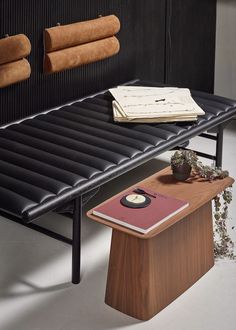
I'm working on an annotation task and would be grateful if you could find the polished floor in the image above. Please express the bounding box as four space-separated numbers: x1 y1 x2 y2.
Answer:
0 121 236 330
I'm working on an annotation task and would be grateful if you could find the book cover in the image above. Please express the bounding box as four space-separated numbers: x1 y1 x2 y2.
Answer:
92 186 189 234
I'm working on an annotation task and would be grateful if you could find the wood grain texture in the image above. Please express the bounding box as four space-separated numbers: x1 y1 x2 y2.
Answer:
87 166 233 320
105 202 214 320
87 166 234 239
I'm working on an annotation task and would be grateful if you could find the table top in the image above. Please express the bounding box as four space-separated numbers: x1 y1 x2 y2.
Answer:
87 166 234 239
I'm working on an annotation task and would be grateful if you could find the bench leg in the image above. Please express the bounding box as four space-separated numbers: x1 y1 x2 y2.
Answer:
216 124 223 168
72 196 82 284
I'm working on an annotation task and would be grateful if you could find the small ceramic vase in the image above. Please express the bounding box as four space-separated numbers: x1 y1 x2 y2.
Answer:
172 163 192 181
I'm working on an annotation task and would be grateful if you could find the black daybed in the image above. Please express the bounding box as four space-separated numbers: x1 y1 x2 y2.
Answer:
0 80 236 284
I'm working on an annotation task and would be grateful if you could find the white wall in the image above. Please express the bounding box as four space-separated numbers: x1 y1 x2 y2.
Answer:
215 0 236 98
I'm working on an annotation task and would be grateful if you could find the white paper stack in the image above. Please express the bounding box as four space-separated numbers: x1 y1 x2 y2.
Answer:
109 86 205 123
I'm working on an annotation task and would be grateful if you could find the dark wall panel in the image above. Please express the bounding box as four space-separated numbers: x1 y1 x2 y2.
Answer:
0 0 166 126
165 0 216 92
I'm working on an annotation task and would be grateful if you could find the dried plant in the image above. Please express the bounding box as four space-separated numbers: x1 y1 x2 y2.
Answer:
171 149 229 181
171 149 235 259
213 188 235 260
192 161 229 181
171 150 198 168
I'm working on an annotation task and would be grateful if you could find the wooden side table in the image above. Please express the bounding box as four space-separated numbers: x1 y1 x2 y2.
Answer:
87 167 234 320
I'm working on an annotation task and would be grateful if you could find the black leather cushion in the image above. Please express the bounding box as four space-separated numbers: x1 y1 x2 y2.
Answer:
0 80 236 222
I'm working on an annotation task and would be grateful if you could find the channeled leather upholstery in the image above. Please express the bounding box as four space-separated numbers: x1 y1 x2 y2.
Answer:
0 81 236 222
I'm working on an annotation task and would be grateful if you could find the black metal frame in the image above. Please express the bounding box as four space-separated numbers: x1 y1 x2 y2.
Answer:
72 197 82 284
176 124 224 168
0 196 82 284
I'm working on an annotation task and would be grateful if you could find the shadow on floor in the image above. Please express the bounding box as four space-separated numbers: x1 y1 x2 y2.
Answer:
0 158 168 330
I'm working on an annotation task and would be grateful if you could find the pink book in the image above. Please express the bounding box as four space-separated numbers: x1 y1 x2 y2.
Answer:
92 186 189 234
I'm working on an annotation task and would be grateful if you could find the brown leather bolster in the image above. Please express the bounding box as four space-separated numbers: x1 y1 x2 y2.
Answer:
0 59 31 88
44 36 120 74
45 15 120 52
0 34 31 65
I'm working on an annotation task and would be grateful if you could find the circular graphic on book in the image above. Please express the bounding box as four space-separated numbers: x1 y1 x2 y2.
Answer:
120 193 151 208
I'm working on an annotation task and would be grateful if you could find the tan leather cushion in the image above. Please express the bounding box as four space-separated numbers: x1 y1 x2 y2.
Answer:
0 34 31 65
0 59 31 88
44 15 120 52
44 36 120 73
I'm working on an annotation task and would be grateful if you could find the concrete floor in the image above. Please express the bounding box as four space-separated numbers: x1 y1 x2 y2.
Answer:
0 121 236 330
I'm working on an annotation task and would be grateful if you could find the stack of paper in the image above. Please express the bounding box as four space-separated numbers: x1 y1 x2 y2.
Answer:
109 86 205 123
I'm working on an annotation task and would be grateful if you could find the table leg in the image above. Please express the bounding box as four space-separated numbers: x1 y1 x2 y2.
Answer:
105 201 214 320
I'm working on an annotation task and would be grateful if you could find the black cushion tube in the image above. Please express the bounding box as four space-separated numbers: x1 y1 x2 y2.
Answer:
0 80 236 222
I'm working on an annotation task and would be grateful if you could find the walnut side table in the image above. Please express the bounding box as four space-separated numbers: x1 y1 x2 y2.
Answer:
87 167 234 320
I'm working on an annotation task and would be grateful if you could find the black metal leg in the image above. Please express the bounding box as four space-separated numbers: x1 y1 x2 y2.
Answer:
216 125 224 168
72 196 82 284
